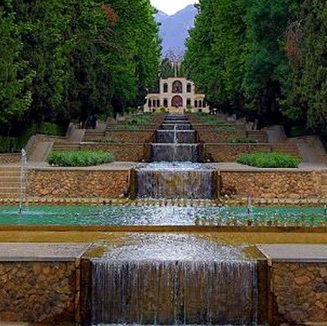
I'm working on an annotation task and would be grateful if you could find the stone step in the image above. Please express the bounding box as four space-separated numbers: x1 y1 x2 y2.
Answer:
0 181 21 187
0 167 20 172
0 187 21 194
0 174 20 184
0 171 20 179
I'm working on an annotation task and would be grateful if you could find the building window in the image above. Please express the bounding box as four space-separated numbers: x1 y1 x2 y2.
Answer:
163 83 168 93
148 99 152 107
198 100 202 108
163 99 168 108
172 80 183 93
187 83 191 93
157 99 160 107
186 98 191 106
194 100 198 108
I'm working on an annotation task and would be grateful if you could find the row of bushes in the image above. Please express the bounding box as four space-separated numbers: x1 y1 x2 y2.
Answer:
0 122 66 153
237 152 300 168
47 150 114 167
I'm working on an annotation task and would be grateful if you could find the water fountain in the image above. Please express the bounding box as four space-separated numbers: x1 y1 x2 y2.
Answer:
135 114 212 198
91 234 260 325
19 148 28 214
89 114 264 326
151 114 200 162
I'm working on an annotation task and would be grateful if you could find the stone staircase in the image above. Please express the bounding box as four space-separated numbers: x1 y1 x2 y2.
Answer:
0 166 21 200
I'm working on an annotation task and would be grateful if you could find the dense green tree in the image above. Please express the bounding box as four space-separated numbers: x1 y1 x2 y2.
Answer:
0 1 34 134
243 0 298 126
184 0 304 129
285 0 327 135
0 0 160 138
184 0 248 113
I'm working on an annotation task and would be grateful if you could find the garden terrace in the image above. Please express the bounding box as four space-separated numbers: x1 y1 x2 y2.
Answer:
204 143 301 162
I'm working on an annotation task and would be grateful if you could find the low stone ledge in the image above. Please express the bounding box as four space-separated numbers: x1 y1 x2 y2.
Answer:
258 244 327 325
258 244 327 263
0 243 90 261
0 243 90 323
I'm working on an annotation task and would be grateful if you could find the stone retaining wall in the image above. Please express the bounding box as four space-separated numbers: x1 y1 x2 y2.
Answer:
0 261 76 323
270 262 327 325
26 168 325 199
28 169 130 198
104 130 156 143
81 143 150 162
219 170 323 199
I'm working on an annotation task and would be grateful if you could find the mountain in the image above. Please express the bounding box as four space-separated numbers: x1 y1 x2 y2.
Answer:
155 5 197 57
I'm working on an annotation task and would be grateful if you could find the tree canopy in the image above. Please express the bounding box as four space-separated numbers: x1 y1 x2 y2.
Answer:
0 0 160 136
184 0 327 137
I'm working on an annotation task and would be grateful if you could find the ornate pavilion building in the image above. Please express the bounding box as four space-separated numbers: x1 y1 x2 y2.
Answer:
143 77 209 113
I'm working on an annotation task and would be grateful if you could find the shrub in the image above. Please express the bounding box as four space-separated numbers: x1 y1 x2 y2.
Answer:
216 125 236 132
47 150 115 167
237 152 300 168
0 122 65 153
227 135 257 143
113 124 140 130
126 115 151 125
102 136 121 143
197 114 225 125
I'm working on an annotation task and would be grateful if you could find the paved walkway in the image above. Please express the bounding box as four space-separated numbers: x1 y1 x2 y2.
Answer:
3 161 326 171
258 244 327 262
0 243 326 262
0 243 90 261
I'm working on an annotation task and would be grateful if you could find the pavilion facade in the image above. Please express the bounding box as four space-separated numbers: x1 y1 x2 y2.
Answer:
144 77 209 113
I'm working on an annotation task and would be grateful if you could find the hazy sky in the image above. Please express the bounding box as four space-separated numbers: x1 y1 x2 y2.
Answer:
150 0 199 15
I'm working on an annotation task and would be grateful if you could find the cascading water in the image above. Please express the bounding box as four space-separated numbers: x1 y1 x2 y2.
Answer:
137 114 212 197
136 162 216 199
151 144 199 162
89 114 261 326
91 234 259 326
151 114 199 163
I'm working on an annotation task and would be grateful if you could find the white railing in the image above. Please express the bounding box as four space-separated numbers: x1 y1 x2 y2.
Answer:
19 148 28 214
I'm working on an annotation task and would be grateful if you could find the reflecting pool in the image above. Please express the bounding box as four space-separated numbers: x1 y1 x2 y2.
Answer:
0 204 326 226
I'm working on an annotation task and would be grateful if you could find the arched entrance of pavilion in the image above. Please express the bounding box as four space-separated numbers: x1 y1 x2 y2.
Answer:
171 95 183 107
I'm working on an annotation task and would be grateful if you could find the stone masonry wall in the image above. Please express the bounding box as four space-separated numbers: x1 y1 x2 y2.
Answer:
0 261 76 323
104 130 156 143
26 168 325 199
81 143 148 162
28 169 130 198
270 262 327 325
220 170 323 199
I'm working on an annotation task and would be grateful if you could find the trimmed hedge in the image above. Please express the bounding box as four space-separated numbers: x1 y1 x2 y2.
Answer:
47 150 115 167
227 135 257 143
237 152 300 168
196 113 225 125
